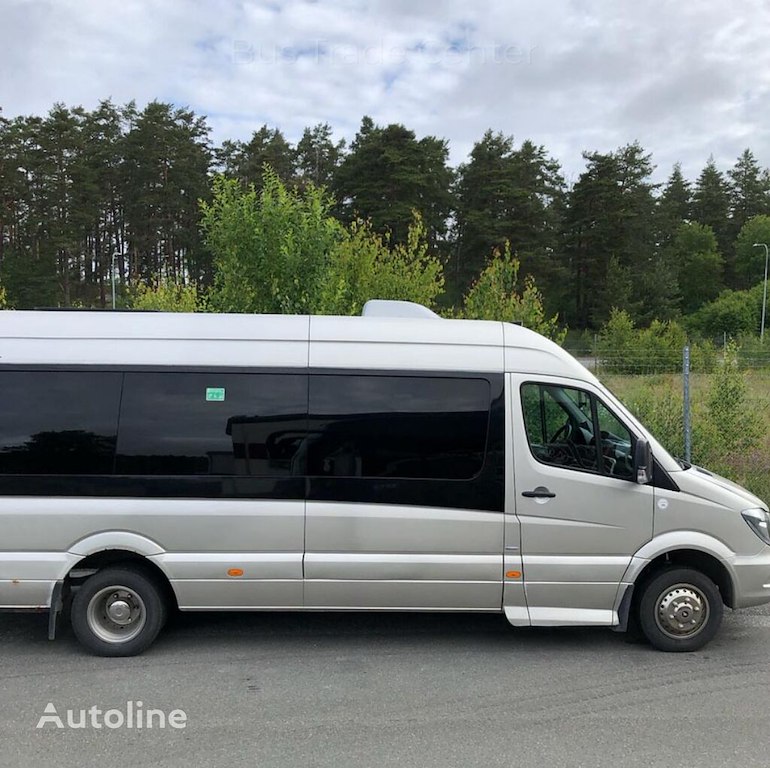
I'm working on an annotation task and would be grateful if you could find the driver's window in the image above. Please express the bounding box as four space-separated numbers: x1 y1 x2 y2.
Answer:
520 383 635 479
522 385 566 446
521 383 600 472
595 399 635 480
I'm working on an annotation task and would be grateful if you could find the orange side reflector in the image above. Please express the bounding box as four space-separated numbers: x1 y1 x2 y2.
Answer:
506 570 522 579
227 568 244 577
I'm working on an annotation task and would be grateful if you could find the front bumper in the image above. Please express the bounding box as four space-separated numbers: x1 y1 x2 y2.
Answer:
731 549 770 608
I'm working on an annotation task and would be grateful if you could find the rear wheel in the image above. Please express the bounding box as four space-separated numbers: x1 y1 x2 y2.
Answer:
638 567 723 652
71 568 167 657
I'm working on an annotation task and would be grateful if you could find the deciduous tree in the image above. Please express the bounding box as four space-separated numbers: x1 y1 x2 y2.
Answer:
460 243 565 342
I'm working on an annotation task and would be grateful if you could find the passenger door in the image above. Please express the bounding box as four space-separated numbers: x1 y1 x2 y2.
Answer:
302 373 505 610
511 375 654 625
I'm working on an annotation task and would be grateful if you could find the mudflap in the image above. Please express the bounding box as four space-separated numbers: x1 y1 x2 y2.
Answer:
47 580 65 641
611 583 634 633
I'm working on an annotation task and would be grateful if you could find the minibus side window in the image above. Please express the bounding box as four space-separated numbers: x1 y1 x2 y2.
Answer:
0 371 121 474
306 375 491 480
521 383 635 480
115 372 307 476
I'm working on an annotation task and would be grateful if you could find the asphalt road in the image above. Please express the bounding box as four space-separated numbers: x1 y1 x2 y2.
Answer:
2 605 770 768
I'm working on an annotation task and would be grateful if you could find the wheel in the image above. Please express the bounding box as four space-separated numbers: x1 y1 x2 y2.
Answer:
71 567 167 657
637 568 723 652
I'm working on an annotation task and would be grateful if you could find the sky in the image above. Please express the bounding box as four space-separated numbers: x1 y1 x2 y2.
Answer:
2 0 770 184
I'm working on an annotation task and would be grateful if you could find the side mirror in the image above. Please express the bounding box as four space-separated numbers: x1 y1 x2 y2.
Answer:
633 439 653 484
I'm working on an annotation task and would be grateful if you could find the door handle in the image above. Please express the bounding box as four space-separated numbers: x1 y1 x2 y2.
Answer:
522 487 556 499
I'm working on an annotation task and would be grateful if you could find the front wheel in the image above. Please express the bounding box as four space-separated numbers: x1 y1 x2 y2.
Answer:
71 568 167 657
638 567 723 652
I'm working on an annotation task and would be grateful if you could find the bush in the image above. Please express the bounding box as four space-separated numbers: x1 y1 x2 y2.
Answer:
598 309 715 374
686 284 764 339
320 213 444 315
620 378 684 457
202 170 341 315
735 333 770 368
693 344 762 475
130 281 201 312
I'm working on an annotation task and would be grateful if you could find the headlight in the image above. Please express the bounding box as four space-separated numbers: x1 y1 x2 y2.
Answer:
742 508 770 545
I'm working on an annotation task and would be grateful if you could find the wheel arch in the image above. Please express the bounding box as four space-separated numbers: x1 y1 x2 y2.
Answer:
69 531 165 559
65 548 178 611
627 532 737 608
632 548 735 608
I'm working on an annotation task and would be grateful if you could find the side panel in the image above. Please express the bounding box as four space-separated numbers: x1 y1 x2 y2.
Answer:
156 552 303 609
502 375 529 625
0 498 305 609
304 502 503 609
0 552 78 608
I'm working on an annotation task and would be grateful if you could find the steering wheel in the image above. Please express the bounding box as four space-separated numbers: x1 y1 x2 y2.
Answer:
545 440 581 468
549 421 572 444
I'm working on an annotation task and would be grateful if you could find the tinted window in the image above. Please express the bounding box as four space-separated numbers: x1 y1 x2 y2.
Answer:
116 373 307 476
521 383 634 479
0 371 121 474
305 375 490 479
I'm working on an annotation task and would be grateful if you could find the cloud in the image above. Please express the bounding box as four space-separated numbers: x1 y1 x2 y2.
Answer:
2 0 770 183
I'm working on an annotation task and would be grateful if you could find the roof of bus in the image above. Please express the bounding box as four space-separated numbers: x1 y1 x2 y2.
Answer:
0 310 593 380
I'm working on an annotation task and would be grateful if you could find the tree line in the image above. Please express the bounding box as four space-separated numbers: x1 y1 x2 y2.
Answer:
2 99 770 335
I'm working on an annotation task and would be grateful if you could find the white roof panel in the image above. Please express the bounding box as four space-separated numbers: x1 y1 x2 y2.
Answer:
309 316 505 373
0 311 310 367
503 323 596 381
0 310 590 381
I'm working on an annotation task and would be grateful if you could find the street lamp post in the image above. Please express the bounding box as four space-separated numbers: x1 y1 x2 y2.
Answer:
111 251 119 310
753 243 769 342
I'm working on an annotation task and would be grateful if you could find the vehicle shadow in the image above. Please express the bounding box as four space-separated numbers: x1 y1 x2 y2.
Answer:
0 609 647 656
162 610 632 653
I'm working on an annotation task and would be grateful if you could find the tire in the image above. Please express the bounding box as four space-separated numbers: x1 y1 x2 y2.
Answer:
71 567 167 657
638 567 723 652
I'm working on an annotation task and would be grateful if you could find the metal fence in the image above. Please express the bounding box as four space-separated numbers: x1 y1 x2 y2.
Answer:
566 344 770 502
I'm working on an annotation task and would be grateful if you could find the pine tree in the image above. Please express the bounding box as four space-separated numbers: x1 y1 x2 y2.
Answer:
692 157 730 280
656 163 691 248
296 123 345 188
332 116 454 248
121 101 212 286
453 131 564 306
727 149 769 255
238 126 296 187
561 144 657 328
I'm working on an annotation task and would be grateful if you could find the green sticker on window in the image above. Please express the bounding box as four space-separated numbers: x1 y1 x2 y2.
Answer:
206 387 225 402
